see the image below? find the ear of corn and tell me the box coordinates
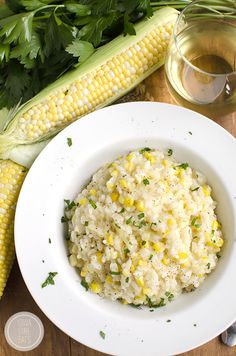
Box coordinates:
[0,7,178,166]
[0,159,27,298]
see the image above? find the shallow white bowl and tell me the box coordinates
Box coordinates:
[15,102,236,356]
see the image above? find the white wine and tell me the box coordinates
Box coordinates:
[165,20,236,117]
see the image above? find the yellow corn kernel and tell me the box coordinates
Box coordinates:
[122,299,128,305]
[144,152,156,164]
[120,179,128,189]
[201,256,208,260]
[216,237,224,247]
[124,196,134,207]
[106,234,114,246]
[205,232,211,240]
[90,282,101,294]
[152,242,164,252]
[105,275,113,284]
[212,220,220,230]
[96,252,102,263]
[122,270,129,277]
[126,152,135,162]
[202,185,210,197]
[124,162,134,172]
[138,259,147,267]
[111,191,119,202]
[180,264,187,268]
[130,263,135,272]
[79,198,87,205]
[135,200,145,212]
[167,218,174,226]
[134,295,142,301]
[178,252,188,260]
[80,267,88,277]
[143,287,151,295]
[162,159,168,167]
[111,169,119,177]
[89,189,97,196]
[162,256,170,265]
[197,274,203,278]
[136,276,144,287]
[106,182,114,191]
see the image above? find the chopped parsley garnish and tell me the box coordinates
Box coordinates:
[64,199,76,210]
[165,291,174,301]
[41,272,58,288]
[138,213,145,219]
[150,222,157,228]
[146,296,166,308]
[85,221,89,226]
[67,137,72,147]
[191,217,201,228]
[177,163,189,170]
[48,238,51,244]
[130,303,142,309]
[188,131,192,135]
[119,208,125,214]
[211,229,215,235]
[191,187,200,192]
[143,178,150,186]
[207,262,211,269]
[110,271,121,275]
[65,233,70,241]
[89,199,97,209]
[141,240,146,246]
[115,223,121,229]
[216,253,221,259]
[124,248,130,255]
[166,319,171,323]
[133,220,146,229]
[150,309,154,312]
[99,330,105,339]
[167,149,173,156]
[81,278,89,291]
[126,216,133,224]
[61,215,69,223]
[125,277,129,283]
[139,147,151,154]
[149,254,153,260]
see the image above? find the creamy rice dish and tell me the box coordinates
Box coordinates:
[66,148,223,307]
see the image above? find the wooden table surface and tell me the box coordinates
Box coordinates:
[0,67,236,356]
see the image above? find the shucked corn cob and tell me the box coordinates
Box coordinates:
[0,7,178,165]
[0,160,27,298]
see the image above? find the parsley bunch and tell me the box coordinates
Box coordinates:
[0,0,154,109]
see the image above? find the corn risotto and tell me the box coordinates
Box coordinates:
[67,148,223,307]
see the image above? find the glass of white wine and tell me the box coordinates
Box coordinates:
[165,0,236,117]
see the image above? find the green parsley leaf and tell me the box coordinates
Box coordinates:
[207,262,211,269]
[125,277,129,283]
[99,330,105,339]
[61,215,69,223]
[110,271,121,275]
[81,278,89,291]
[141,240,146,246]
[118,208,125,214]
[41,272,58,288]
[177,163,189,170]
[126,216,132,224]
[146,296,166,308]
[130,303,142,309]
[66,3,91,16]
[65,39,94,63]
[84,221,89,226]
[191,217,201,228]
[138,213,145,219]
[139,147,151,154]
[216,253,221,259]
[124,248,130,255]
[64,199,76,210]
[67,137,72,147]
[165,291,174,301]
[143,178,150,185]
[89,199,97,209]
[123,13,136,36]
[167,148,173,156]
[149,254,153,260]
[191,187,200,192]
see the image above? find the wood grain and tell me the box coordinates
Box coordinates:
[0,67,235,356]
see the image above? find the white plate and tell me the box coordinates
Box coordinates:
[15,102,236,356]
